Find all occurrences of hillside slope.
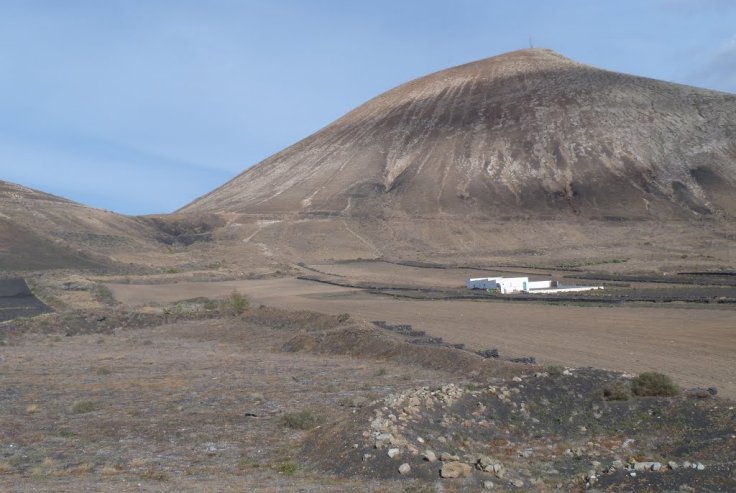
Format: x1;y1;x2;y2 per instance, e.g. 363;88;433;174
182;49;736;220
0;181;164;271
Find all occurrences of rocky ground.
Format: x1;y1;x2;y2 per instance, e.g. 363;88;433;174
1;288;734;491
308;369;735;491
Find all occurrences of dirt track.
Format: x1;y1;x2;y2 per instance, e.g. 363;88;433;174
107;278;736;398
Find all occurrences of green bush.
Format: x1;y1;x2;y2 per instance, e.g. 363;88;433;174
631;372;679;397
279;410;320;430
220;291;249;316
601;380;631;401
276;462;298;475
337;313;351;323
546;365;565;376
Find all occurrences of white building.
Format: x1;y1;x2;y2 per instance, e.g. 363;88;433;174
465;276;603;294
465;277;503;290
465;276;529;294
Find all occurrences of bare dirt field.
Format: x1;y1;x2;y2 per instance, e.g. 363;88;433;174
0;315;457;492
107;277;736;398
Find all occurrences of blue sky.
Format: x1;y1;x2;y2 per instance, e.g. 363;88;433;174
1;0;734;215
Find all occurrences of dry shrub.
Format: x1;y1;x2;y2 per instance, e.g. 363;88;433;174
69;463;93;475
631;372;679;397
142;468;169;481
101;464;122;475
601;380;631;401
279;410;320;430
220;290;249;316
70;399;97;414
0;462;13;474
25;404;40;414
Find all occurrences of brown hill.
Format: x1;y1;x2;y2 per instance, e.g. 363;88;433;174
181;49;736;220
0;181;167;272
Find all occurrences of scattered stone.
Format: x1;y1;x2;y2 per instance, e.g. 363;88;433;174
509;356;536;365
362;453;372;461
398;463;411;475
440;461;472;479
696;462;705;471
440;452;460;462
423;450;437;462
633;461;660;472
387;448;401;459
483;480;495;489
476;455;494;471
668;461;679;470
511;479;525;487
685;387;717;399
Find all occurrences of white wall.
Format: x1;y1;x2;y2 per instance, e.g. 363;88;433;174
465;277;502;289
527;280;552;290
498;277;528;293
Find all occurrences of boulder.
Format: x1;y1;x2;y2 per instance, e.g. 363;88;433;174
440;462;472;479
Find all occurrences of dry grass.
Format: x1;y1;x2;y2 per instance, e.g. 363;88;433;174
100;464;122;475
129;458;147;468
142;468;168;481
70;400;97;414
68;463;93;475
25;404;40;414
0;315;450;491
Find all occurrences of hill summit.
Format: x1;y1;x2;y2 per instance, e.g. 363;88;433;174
182;48;736;220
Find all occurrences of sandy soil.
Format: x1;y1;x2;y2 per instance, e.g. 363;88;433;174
107;278;736;398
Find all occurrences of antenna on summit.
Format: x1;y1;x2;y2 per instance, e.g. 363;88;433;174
529;37;534;48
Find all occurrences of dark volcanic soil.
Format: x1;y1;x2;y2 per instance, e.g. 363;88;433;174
0;278;51;322
307;368;736;492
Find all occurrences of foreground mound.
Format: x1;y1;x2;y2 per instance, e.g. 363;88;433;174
306;369;736;491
